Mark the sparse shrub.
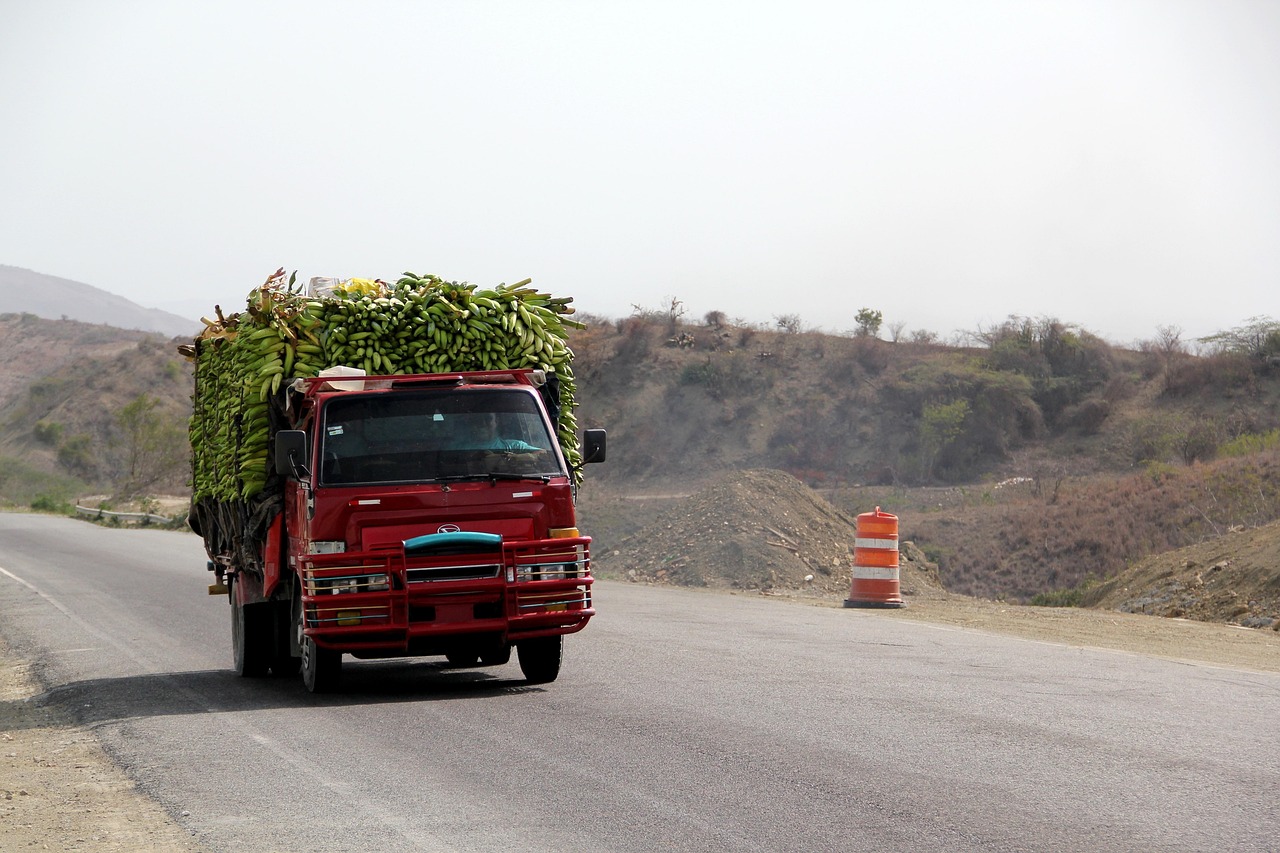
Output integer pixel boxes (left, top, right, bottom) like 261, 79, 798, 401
1178, 418, 1222, 463
0, 455, 85, 509
1219, 429, 1280, 458
909, 329, 939, 345
30, 495, 73, 515
1029, 582, 1091, 607
774, 314, 804, 334
680, 360, 726, 396
614, 317, 655, 361
1126, 414, 1180, 465
1102, 374, 1138, 404
1060, 398, 1110, 435
57, 434, 98, 479
852, 336, 888, 374
1163, 352, 1253, 396
33, 419, 63, 445
1144, 460, 1179, 482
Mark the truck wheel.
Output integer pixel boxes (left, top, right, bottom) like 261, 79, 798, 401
517, 636, 562, 684
295, 597, 340, 693
231, 582, 271, 677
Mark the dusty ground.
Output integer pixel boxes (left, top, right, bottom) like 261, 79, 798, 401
0, 635, 202, 851
5, 471, 1280, 848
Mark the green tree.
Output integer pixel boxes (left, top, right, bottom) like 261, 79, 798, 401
114, 394, 186, 496
920, 399, 969, 479
854, 308, 883, 338
1198, 315, 1280, 359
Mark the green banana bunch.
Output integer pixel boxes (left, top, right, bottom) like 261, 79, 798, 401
182, 268, 586, 504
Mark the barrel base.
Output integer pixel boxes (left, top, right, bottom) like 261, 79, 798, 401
843, 598, 906, 609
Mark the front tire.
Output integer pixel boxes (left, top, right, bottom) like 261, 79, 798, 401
295, 595, 341, 693
517, 635, 562, 684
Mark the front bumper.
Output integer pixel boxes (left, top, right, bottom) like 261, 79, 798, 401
298, 536, 594, 655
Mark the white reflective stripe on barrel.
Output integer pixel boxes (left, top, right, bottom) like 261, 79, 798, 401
855, 537, 898, 550
852, 566, 900, 580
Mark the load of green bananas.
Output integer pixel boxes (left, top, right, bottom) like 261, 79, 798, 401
184, 268, 585, 504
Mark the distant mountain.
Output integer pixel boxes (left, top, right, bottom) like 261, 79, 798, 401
0, 265, 199, 338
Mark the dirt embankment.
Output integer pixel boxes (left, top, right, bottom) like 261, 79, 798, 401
595, 469, 948, 600
596, 468, 1280, 634
1081, 522, 1280, 628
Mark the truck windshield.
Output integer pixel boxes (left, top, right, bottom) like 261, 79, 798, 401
319, 388, 564, 486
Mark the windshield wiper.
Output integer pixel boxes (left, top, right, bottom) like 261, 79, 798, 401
484, 472, 554, 484
432, 472, 555, 485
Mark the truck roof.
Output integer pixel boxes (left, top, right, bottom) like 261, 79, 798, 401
294, 368, 550, 399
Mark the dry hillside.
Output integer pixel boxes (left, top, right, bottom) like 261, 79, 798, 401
3, 279, 1280, 620
0, 313, 192, 500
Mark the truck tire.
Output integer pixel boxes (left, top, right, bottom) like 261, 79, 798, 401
517, 635, 562, 684
294, 596, 341, 693
231, 580, 272, 677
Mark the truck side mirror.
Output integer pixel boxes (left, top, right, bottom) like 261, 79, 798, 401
274, 430, 310, 479
582, 429, 606, 464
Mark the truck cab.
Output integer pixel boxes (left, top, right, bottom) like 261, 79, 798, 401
249, 369, 605, 692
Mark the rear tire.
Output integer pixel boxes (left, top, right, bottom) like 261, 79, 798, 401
517, 635, 562, 684
231, 580, 271, 677
295, 595, 341, 693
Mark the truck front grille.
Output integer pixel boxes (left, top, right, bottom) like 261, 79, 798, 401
406, 562, 502, 583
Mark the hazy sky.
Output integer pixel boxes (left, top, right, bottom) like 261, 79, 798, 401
2, 1, 1277, 344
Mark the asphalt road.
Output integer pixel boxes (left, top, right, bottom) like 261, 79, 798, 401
1, 511, 1278, 852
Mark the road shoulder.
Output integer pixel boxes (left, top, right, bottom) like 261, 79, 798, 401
0, 635, 202, 852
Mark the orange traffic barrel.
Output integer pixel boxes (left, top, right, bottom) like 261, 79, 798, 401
844, 506, 905, 608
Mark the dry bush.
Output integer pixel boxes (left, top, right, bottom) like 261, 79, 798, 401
613, 316, 658, 361
1060, 397, 1111, 435
1163, 352, 1254, 397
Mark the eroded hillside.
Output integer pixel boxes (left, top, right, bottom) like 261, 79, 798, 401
0, 313, 192, 500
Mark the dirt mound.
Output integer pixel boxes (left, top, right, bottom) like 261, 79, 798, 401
1082, 520, 1280, 629
597, 469, 948, 600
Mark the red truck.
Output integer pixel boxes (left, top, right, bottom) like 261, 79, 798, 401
196, 368, 605, 693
